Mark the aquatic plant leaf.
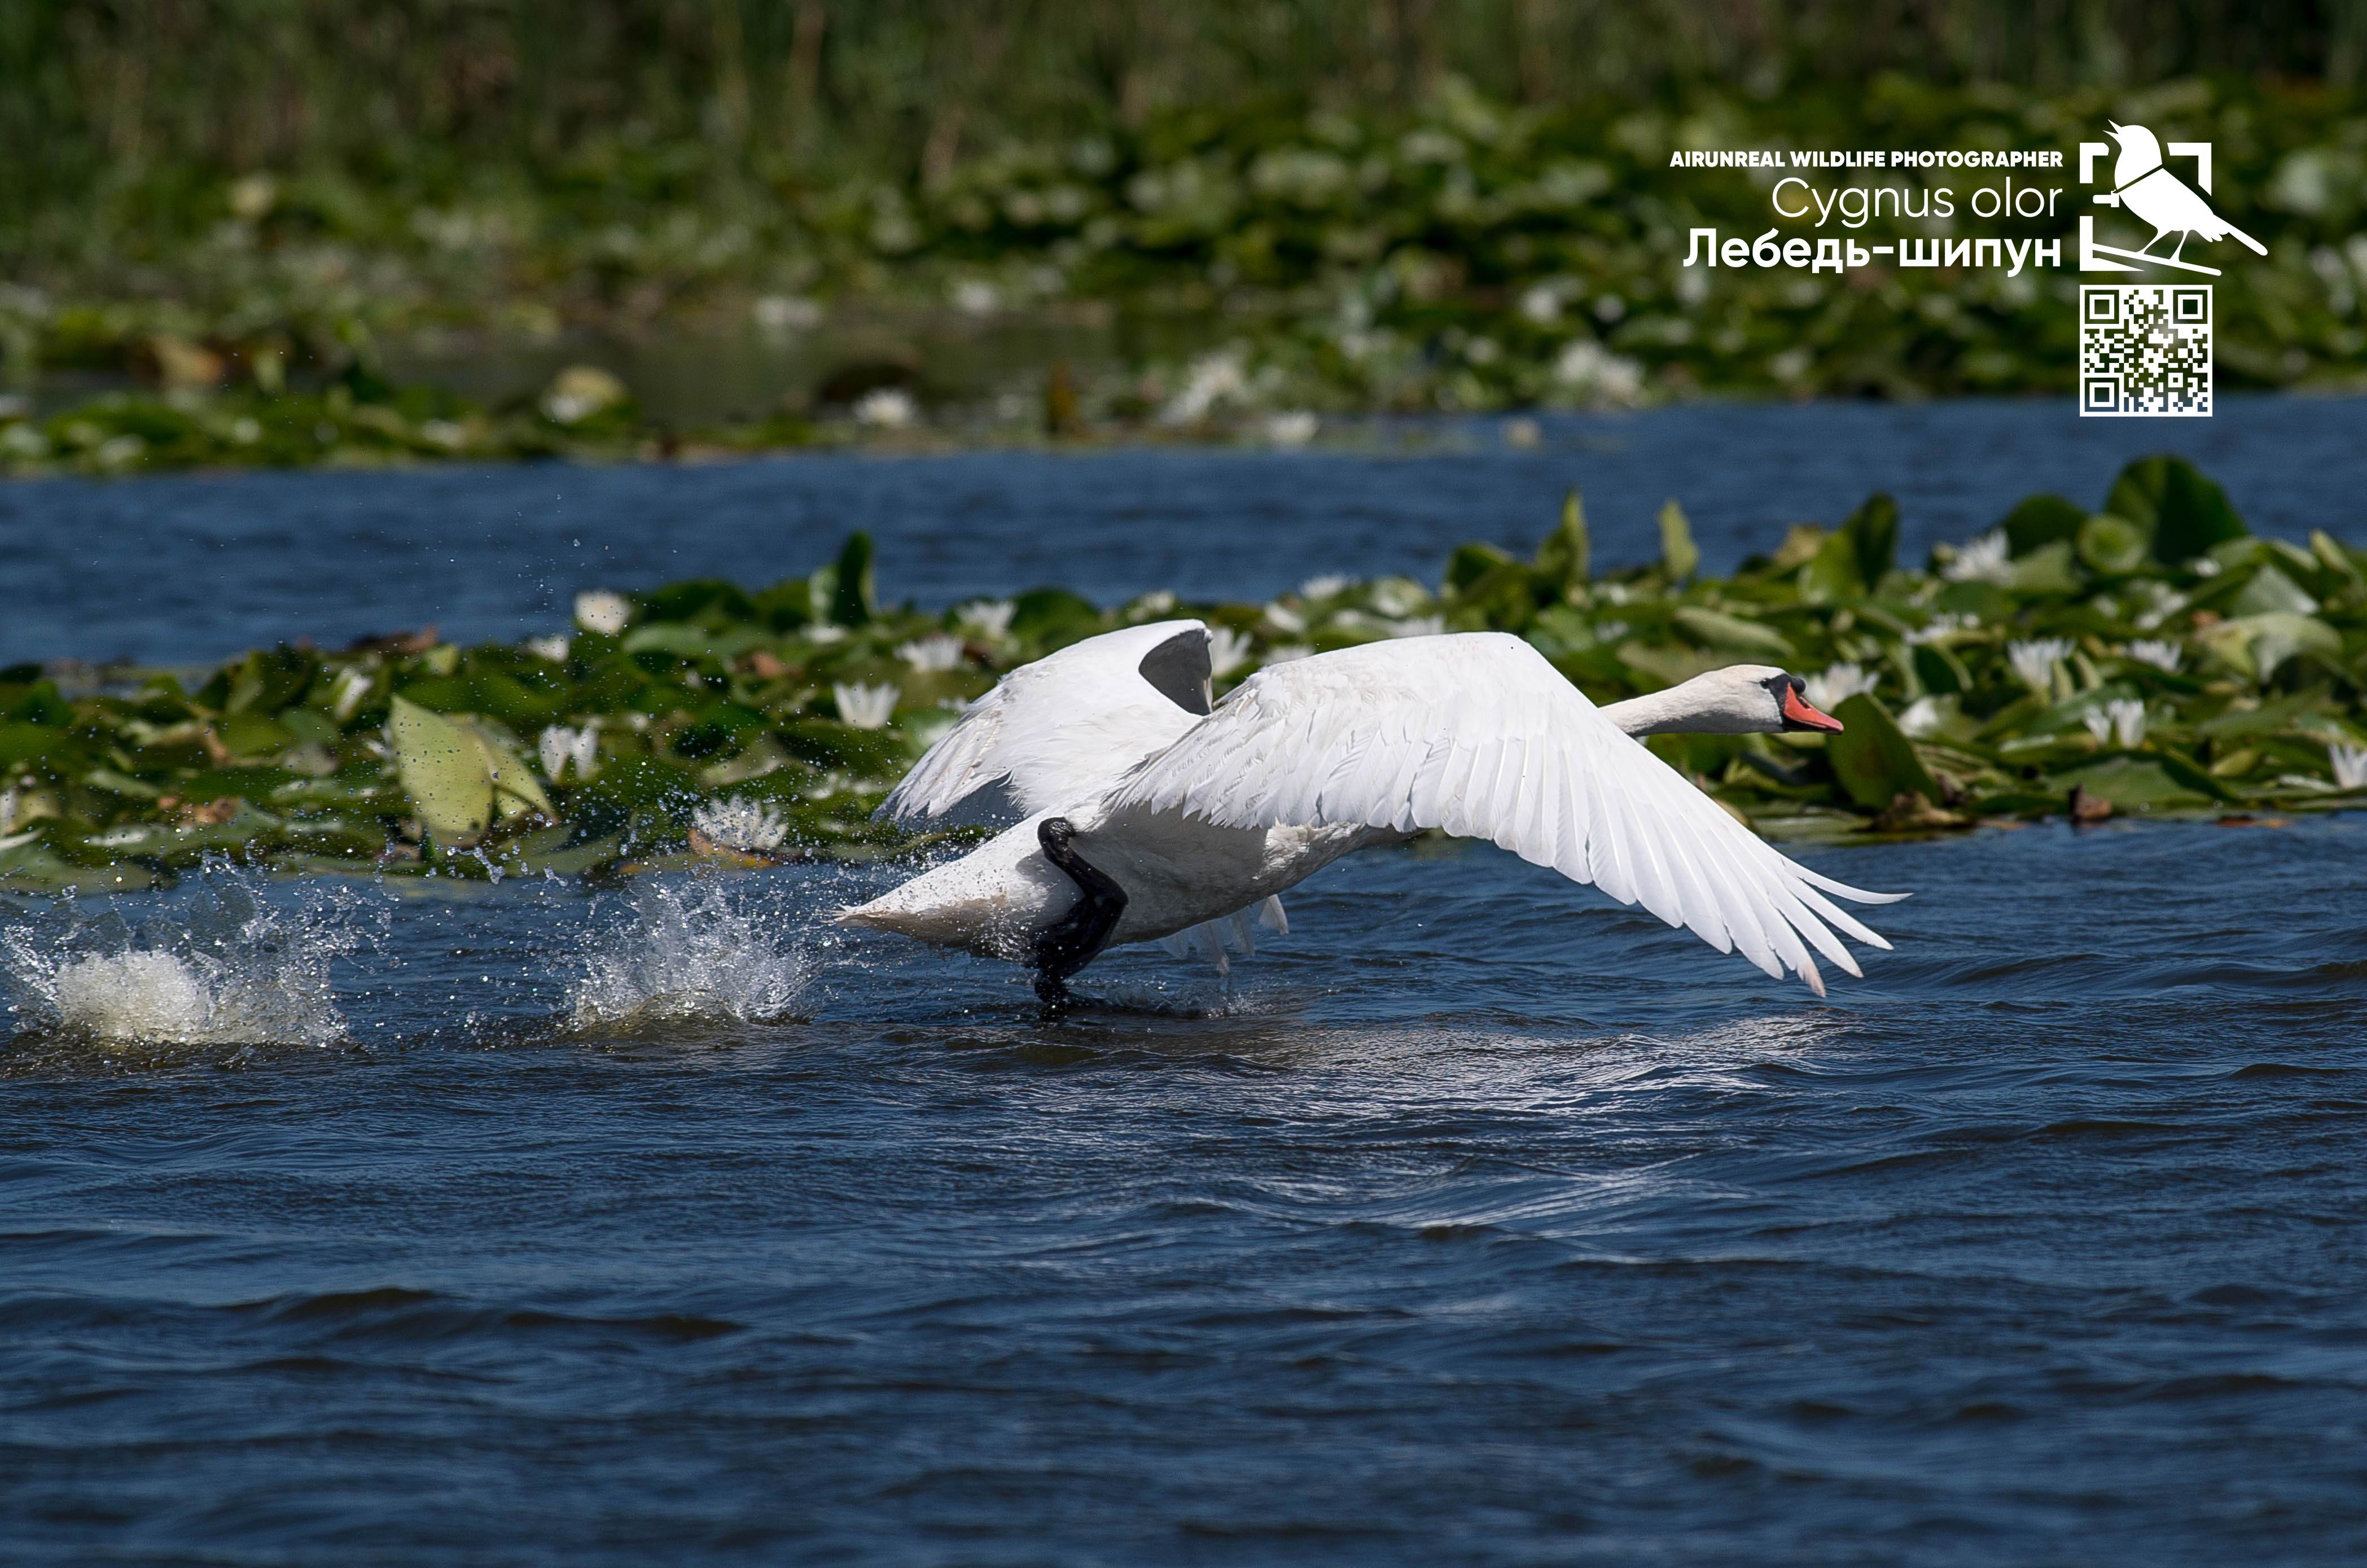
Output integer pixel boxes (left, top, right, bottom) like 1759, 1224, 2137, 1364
1841, 492, 1899, 591
1448, 560, 1540, 632
1798, 531, 1860, 603
386, 697, 550, 842
1446, 542, 1516, 595
0, 721, 90, 771
387, 697, 493, 840
831, 533, 876, 625
2237, 612, 2342, 681
2002, 494, 2086, 558
2048, 757, 2217, 811
214, 711, 294, 759
1671, 606, 1792, 659
1533, 488, 1589, 589
1009, 586, 1104, 647
2225, 566, 2318, 619
2009, 540, 2084, 595
2076, 513, 2149, 575
1824, 694, 1942, 811
2309, 531, 2367, 599
1658, 500, 1699, 584
1910, 642, 1972, 696
2105, 456, 2247, 564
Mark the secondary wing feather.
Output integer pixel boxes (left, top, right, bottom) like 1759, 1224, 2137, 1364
878, 620, 1211, 827
1107, 633, 1903, 993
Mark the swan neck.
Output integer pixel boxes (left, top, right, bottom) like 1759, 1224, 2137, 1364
1599, 685, 1706, 736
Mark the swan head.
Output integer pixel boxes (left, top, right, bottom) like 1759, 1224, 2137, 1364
1607, 664, 1846, 735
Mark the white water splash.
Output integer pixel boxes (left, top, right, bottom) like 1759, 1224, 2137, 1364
3, 877, 372, 1047
567, 877, 806, 1030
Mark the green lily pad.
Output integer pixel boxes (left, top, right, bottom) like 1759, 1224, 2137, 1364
2003, 493, 2085, 558
2048, 757, 2217, 812
1672, 606, 1793, 659
2105, 455, 2247, 564
2076, 513, 2149, 575
1824, 694, 1943, 811
386, 695, 552, 843
1534, 488, 1589, 590
1657, 499, 1699, 584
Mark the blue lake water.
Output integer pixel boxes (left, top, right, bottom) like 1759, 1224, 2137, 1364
7, 398, 2367, 1565
6, 394, 2365, 668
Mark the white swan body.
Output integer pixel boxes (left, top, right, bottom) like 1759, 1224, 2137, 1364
843, 625, 1898, 993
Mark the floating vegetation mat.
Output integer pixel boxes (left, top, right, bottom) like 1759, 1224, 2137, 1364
2, 454, 2364, 894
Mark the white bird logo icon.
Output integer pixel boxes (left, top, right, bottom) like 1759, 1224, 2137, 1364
2096, 122, 2266, 266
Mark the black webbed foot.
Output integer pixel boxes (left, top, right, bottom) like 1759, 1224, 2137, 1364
1031, 816, 1128, 1001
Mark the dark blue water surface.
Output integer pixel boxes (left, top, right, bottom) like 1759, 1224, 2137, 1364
6, 394, 2365, 668
7, 401, 2367, 1565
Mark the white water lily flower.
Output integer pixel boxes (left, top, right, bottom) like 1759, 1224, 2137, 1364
2007, 637, 2074, 691
691, 795, 788, 854
1160, 348, 1249, 424
1804, 663, 1878, 712
805, 624, 847, 645
852, 387, 915, 428
834, 682, 898, 729
1592, 620, 1630, 643
2083, 699, 2147, 748
1897, 696, 1945, 737
2125, 638, 2182, 672
2107, 699, 2147, 747
1299, 574, 1350, 602
2331, 743, 2367, 790
1369, 579, 1430, 617
1941, 531, 2014, 584
954, 599, 1016, 639
1389, 614, 1448, 639
1264, 410, 1318, 446
1130, 590, 1177, 618
575, 590, 632, 636
1905, 612, 1976, 645
526, 634, 571, 663
329, 667, 374, 722
1207, 627, 1253, 678
2132, 582, 2184, 630
1262, 644, 1314, 664
1551, 339, 1645, 402
1263, 603, 1307, 636
538, 722, 599, 782
896, 634, 965, 672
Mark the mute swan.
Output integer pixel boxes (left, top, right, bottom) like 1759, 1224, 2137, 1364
842, 620, 1899, 1000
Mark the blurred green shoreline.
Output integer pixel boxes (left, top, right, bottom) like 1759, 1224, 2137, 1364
7, 32, 2367, 472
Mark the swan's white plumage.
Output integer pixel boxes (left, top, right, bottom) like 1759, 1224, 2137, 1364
877, 619, 1208, 828
1106, 633, 1901, 994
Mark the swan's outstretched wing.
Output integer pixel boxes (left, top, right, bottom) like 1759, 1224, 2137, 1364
878, 619, 1213, 827
1107, 633, 1904, 993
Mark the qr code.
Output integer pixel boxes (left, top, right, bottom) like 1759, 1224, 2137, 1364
2080, 285, 2212, 417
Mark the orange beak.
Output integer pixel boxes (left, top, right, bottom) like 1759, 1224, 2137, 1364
1782, 686, 1845, 732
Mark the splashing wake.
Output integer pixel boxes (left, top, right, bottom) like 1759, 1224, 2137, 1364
567, 875, 807, 1030
3, 874, 376, 1047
